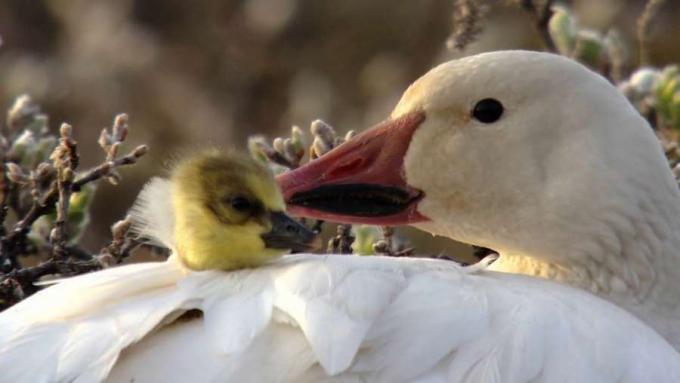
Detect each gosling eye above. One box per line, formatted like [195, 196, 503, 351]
[472, 98, 504, 123]
[229, 196, 254, 213]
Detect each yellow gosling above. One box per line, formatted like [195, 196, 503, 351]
[170, 150, 318, 270]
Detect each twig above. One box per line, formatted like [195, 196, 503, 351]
[50, 123, 79, 259]
[71, 145, 148, 190]
[98, 216, 140, 266]
[4, 258, 102, 286]
[0, 255, 104, 310]
[252, 120, 353, 249]
[0, 110, 148, 309]
[62, 245, 93, 260]
[637, 0, 667, 66]
[0, 278, 24, 308]
[2, 187, 56, 253]
[327, 224, 355, 254]
[0, 167, 9, 239]
[0, 166, 19, 271]
[605, 30, 628, 83]
[383, 226, 394, 249]
[0, 217, 143, 310]
[375, 226, 395, 255]
[308, 121, 356, 249]
[0, 146, 145, 262]
[373, 226, 414, 257]
[447, 0, 490, 51]
[519, 0, 556, 52]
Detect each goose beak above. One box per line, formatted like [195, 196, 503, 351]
[277, 111, 428, 225]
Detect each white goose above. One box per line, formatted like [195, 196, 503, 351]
[2, 50, 680, 382]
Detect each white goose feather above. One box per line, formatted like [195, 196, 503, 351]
[2, 252, 678, 382]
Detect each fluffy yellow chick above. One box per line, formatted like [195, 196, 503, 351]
[170, 150, 319, 270]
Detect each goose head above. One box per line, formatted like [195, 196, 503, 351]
[278, 51, 680, 310]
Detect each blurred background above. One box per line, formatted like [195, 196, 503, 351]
[1, 0, 679, 260]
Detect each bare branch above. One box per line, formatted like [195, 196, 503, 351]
[0, 167, 9, 238]
[637, 0, 667, 66]
[0, 215, 145, 310]
[71, 145, 147, 190]
[98, 216, 140, 266]
[50, 123, 79, 259]
[0, 110, 148, 309]
[327, 224, 355, 254]
[519, 0, 556, 52]
[447, 0, 490, 51]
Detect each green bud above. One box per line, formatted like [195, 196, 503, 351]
[247, 135, 270, 163]
[25, 114, 49, 136]
[111, 217, 132, 238]
[548, 6, 577, 55]
[670, 92, 680, 130]
[112, 113, 129, 142]
[34, 162, 55, 181]
[282, 138, 299, 164]
[5, 163, 26, 184]
[657, 66, 679, 103]
[7, 95, 40, 134]
[98, 128, 111, 151]
[310, 119, 335, 147]
[106, 171, 122, 186]
[34, 136, 58, 163]
[272, 137, 285, 154]
[132, 145, 148, 158]
[630, 68, 660, 94]
[290, 126, 306, 156]
[312, 137, 331, 157]
[618, 81, 637, 102]
[351, 225, 381, 255]
[572, 30, 606, 69]
[67, 184, 95, 242]
[603, 29, 627, 81]
[269, 163, 289, 176]
[29, 216, 53, 245]
[372, 240, 389, 255]
[59, 123, 72, 139]
[654, 66, 680, 129]
[334, 137, 345, 147]
[11, 130, 36, 166]
[61, 167, 75, 183]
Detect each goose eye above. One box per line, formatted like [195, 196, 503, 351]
[230, 197, 253, 213]
[472, 98, 504, 123]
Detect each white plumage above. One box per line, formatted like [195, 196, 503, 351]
[3, 50, 680, 382]
[3, 253, 679, 382]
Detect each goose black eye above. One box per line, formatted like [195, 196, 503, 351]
[472, 98, 504, 123]
[230, 197, 253, 213]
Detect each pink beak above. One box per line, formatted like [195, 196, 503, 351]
[277, 111, 429, 225]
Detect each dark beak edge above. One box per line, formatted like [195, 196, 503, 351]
[261, 211, 321, 253]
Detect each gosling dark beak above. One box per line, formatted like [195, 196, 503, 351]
[261, 211, 321, 253]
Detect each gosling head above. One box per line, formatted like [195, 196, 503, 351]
[171, 150, 319, 271]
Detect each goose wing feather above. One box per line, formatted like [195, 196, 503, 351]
[3, 254, 674, 382]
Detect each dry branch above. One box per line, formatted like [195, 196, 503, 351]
[0, 106, 148, 310]
[518, 0, 556, 52]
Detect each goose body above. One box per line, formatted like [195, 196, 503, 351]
[2, 253, 679, 382]
[3, 50, 680, 382]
